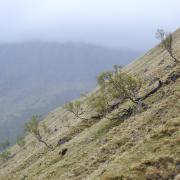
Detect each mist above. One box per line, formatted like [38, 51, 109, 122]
[0, 0, 179, 141]
[0, 0, 180, 50]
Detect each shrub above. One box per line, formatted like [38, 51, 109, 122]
[41, 122, 51, 134]
[25, 115, 53, 150]
[65, 66, 141, 121]
[87, 88, 109, 116]
[97, 66, 141, 104]
[0, 140, 10, 151]
[0, 150, 11, 162]
[0, 140, 11, 163]
[16, 135, 26, 148]
[156, 29, 179, 64]
[63, 100, 89, 120]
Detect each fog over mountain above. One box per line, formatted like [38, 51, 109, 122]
[0, 42, 142, 141]
[0, 1, 179, 50]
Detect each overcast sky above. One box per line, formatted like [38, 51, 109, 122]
[0, 0, 179, 50]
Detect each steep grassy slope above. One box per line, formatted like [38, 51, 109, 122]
[0, 29, 179, 180]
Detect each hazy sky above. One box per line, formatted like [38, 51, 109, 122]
[0, 0, 179, 50]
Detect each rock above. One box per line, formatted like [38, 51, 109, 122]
[176, 161, 180, 170]
[136, 101, 148, 112]
[170, 72, 180, 82]
[59, 148, 68, 156]
[98, 138, 108, 145]
[20, 175, 28, 180]
[144, 68, 148, 73]
[158, 59, 165, 66]
[84, 137, 94, 144]
[165, 71, 180, 84]
[148, 77, 159, 87]
[57, 137, 70, 146]
[164, 65, 172, 70]
[91, 114, 103, 120]
[174, 174, 180, 180]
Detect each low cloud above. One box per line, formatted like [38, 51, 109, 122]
[0, 0, 179, 50]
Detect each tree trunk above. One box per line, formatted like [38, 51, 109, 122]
[136, 80, 163, 101]
[171, 55, 180, 64]
[35, 135, 53, 150]
[38, 139, 53, 150]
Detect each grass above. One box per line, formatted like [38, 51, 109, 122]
[0, 29, 180, 180]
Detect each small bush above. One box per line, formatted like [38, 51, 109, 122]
[0, 150, 11, 162]
[41, 122, 51, 134]
[97, 67, 141, 104]
[0, 140, 10, 151]
[16, 135, 26, 148]
[25, 115, 53, 150]
[63, 100, 89, 120]
[87, 89, 109, 116]
[87, 66, 141, 120]
[156, 29, 179, 64]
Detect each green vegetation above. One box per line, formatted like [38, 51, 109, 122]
[16, 135, 26, 148]
[0, 29, 179, 180]
[64, 65, 143, 122]
[97, 65, 141, 103]
[0, 140, 11, 163]
[87, 89, 109, 116]
[64, 66, 141, 121]
[63, 100, 89, 120]
[25, 115, 53, 150]
[65, 65, 142, 121]
[156, 29, 179, 64]
[0, 140, 10, 151]
[41, 122, 51, 134]
[0, 150, 11, 162]
[87, 65, 142, 120]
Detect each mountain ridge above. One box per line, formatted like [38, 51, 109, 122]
[0, 43, 141, 141]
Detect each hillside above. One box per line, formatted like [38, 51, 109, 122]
[0, 29, 179, 180]
[0, 43, 141, 141]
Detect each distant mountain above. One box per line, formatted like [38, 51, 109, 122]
[0, 42, 142, 141]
